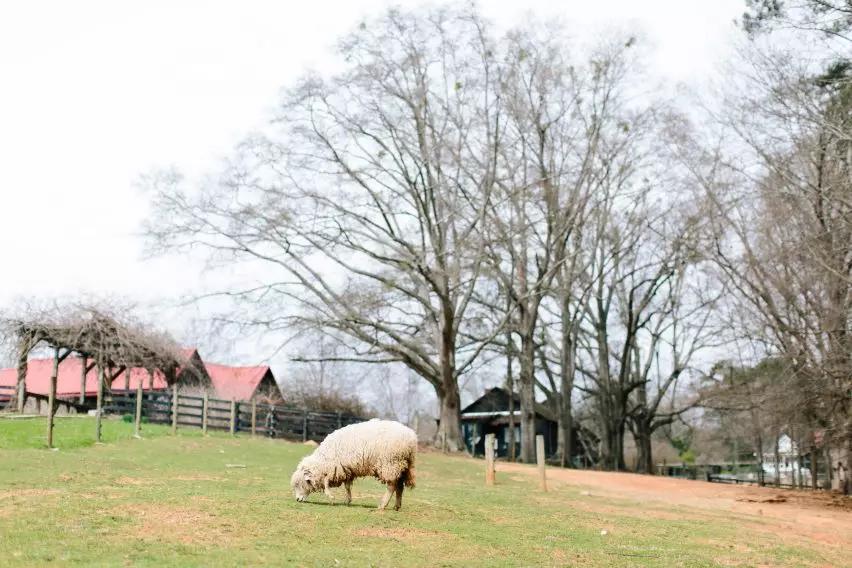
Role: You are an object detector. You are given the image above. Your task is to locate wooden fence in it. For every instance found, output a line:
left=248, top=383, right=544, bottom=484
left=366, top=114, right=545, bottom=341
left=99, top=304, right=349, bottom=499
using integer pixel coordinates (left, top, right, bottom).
left=103, top=389, right=366, bottom=442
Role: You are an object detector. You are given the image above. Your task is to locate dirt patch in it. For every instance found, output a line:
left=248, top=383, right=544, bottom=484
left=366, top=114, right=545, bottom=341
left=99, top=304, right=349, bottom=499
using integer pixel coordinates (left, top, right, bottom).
left=352, top=526, right=451, bottom=543
left=0, top=488, right=60, bottom=498
left=498, top=462, right=852, bottom=549
left=79, top=492, right=127, bottom=500
left=173, top=475, right=225, bottom=482
left=113, top=477, right=153, bottom=486
left=122, top=504, right=227, bottom=545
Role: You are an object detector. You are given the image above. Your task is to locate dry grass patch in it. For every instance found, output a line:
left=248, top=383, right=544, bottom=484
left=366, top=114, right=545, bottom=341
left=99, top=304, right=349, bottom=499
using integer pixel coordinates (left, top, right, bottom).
left=351, top=526, right=453, bottom=543
left=122, top=504, right=229, bottom=545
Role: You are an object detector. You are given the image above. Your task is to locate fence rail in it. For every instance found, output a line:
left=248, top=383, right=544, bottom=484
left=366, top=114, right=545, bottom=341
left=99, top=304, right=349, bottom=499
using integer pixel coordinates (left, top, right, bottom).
left=103, top=389, right=366, bottom=441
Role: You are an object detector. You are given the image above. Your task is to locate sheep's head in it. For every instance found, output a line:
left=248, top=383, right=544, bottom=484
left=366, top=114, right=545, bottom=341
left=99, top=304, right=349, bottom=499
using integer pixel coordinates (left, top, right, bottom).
left=290, top=459, right=319, bottom=502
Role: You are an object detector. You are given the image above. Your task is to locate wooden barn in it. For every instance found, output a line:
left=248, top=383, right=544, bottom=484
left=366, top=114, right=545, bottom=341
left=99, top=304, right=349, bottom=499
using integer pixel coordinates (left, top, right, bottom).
left=461, top=387, right=597, bottom=467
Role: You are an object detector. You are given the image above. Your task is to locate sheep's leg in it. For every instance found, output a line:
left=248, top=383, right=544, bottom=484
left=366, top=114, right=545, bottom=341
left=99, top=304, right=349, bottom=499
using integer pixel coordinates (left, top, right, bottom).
left=393, top=479, right=405, bottom=511
left=323, top=479, right=335, bottom=504
left=377, top=482, right=395, bottom=510
left=344, top=481, right=352, bottom=505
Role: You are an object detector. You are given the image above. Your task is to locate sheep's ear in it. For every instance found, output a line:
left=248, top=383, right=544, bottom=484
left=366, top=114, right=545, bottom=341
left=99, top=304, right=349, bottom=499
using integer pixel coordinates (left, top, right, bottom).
left=303, top=470, right=313, bottom=483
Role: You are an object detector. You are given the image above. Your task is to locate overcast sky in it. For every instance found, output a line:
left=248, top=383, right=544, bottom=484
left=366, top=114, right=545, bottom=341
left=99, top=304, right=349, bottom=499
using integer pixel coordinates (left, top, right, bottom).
left=0, top=0, right=745, bottom=368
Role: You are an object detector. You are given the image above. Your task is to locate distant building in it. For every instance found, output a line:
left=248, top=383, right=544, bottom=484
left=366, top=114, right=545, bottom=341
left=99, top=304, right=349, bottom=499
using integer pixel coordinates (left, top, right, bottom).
left=0, top=347, right=281, bottom=414
left=459, top=387, right=597, bottom=466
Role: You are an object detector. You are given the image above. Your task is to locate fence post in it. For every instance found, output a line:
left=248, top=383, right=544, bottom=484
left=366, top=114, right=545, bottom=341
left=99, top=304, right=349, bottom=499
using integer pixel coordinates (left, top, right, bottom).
left=485, top=433, right=496, bottom=486
left=230, top=398, right=236, bottom=435
left=46, top=347, right=60, bottom=448
left=251, top=400, right=257, bottom=437
left=95, top=362, right=105, bottom=443
left=134, top=380, right=143, bottom=438
left=536, top=434, right=547, bottom=491
left=302, top=410, right=309, bottom=442
left=202, top=392, right=209, bottom=435
left=171, top=383, right=178, bottom=434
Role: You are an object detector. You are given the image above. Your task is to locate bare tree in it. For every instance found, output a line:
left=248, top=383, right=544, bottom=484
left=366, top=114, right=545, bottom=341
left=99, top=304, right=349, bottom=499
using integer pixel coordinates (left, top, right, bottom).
left=674, top=43, right=852, bottom=471
left=482, top=22, right=649, bottom=464
left=0, top=296, right=182, bottom=445
left=142, top=5, right=505, bottom=451
left=743, top=0, right=852, bottom=44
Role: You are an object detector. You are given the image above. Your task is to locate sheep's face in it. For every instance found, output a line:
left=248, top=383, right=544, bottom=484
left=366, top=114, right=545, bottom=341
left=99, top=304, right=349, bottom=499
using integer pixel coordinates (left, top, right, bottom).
left=290, top=465, right=317, bottom=502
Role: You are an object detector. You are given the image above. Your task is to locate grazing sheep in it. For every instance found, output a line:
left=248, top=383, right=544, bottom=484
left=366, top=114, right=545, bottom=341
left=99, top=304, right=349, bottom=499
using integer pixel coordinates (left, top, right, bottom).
left=290, top=418, right=417, bottom=510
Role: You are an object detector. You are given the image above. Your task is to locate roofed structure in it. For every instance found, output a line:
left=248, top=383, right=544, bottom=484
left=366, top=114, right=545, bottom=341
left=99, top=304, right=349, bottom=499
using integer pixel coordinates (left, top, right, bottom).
left=0, top=346, right=281, bottom=404
left=460, top=387, right=598, bottom=467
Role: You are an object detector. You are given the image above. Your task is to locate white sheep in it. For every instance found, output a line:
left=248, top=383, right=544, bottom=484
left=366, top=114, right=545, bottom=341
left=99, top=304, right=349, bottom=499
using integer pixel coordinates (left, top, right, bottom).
left=290, top=418, right=417, bottom=510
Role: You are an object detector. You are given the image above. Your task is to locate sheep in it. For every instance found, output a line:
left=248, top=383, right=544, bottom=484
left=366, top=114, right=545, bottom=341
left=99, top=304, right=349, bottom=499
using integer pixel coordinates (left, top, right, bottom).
left=290, top=418, right=417, bottom=511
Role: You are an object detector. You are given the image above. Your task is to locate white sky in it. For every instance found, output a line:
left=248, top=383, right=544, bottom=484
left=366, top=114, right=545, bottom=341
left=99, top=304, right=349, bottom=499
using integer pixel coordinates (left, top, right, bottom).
left=0, top=0, right=745, bottom=370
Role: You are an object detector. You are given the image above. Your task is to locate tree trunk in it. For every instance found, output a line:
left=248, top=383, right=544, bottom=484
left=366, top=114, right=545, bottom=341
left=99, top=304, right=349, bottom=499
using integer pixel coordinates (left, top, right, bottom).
left=79, top=355, right=88, bottom=404
left=633, top=419, right=654, bottom=474
left=615, top=418, right=627, bottom=471
left=774, top=434, right=781, bottom=487
left=506, top=331, right=516, bottom=462
left=558, top=311, right=576, bottom=468
left=519, top=330, right=537, bottom=464
left=755, top=431, right=765, bottom=486
left=10, top=333, right=32, bottom=413
left=433, top=299, right=464, bottom=452
left=435, top=383, right=463, bottom=452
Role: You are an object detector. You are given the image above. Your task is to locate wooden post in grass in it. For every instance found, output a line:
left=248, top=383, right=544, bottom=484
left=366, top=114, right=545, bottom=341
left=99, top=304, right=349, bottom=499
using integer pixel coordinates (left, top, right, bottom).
left=485, top=433, right=496, bottom=486
left=46, top=347, right=60, bottom=448
left=302, top=410, right=309, bottom=442
left=202, top=392, right=209, bottom=435
left=134, top=380, right=143, bottom=438
left=95, top=361, right=105, bottom=443
left=536, top=434, right=547, bottom=491
left=251, top=400, right=257, bottom=437
left=230, top=397, right=236, bottom=435
left=171, top=383, right=178, bottom=434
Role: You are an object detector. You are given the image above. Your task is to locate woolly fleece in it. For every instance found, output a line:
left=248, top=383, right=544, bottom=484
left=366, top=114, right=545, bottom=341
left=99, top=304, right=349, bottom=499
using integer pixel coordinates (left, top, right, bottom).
left=290, top=418, right=417, bottom=509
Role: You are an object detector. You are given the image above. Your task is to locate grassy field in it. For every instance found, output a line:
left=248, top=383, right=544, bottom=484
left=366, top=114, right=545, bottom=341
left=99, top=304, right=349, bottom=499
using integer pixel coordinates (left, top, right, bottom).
left=0, top=417, right=846, bottom=567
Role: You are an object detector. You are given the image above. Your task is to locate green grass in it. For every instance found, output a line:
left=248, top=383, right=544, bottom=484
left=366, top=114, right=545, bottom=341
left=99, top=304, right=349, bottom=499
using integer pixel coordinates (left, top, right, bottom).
left=0, top=417, right=841, bottom=567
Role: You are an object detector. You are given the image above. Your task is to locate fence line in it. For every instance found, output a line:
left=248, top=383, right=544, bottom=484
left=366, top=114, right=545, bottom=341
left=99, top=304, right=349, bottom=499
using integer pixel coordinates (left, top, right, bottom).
left=103, top=389, right=365, bottom=442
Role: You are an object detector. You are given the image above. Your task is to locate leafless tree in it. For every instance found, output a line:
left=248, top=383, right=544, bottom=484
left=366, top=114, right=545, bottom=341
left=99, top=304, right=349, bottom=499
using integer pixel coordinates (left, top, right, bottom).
left=481, top=22, right=652, bottom=464
left=673, top=42, right=852, bottom=470
left=0, top=296, right=182, bottom=444
left=142, top=4, right=506, bottom=451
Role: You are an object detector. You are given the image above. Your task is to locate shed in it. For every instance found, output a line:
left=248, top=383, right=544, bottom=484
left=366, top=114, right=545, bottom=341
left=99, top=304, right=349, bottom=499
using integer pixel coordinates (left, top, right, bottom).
left=460, top=387, right=596, bottom=467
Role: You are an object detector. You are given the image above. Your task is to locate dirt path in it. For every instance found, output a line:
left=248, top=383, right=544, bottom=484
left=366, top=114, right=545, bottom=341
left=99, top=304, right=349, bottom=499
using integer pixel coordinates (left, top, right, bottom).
left=499, top=462, right=852, bottom=548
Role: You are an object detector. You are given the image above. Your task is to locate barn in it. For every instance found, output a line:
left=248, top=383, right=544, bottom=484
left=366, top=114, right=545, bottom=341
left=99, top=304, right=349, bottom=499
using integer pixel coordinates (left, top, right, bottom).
left=0, top=347, right=281, bottom=414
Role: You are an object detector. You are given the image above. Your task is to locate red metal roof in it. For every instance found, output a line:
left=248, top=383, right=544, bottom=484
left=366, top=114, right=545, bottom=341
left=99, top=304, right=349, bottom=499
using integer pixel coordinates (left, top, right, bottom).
left=203, top=362, right=271, bottom=401
left=0, top=357, right=168, bottom=397
left=0, top=348, right=273, bottom=402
